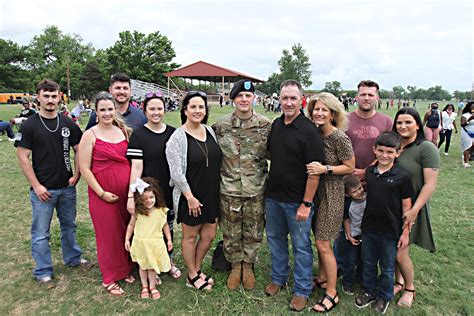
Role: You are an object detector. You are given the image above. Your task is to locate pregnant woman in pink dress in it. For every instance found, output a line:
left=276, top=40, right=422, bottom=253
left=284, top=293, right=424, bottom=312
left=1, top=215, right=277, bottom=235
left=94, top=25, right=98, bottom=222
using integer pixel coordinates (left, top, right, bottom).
left=78, top=92, right=135, bottom=295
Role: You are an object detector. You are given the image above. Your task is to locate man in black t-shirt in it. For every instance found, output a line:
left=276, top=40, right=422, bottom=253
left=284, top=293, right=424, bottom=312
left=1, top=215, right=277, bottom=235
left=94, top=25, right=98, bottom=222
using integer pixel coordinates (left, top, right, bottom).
left=15, top=79, right=91, bottom=289
left=264, top=80, right=325, bottom=312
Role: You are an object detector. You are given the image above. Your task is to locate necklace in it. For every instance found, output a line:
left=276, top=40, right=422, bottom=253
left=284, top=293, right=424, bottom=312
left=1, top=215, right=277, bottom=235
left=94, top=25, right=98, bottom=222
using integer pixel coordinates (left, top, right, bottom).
left=39, top=114, right=59, bottom=133
left=194, top=138, right=209, bottom=167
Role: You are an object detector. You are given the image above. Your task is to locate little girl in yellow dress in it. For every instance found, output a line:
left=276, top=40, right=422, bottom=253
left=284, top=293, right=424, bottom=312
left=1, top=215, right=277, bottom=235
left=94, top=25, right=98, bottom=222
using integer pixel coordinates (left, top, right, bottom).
left=125, top=177, right=172, bottom=299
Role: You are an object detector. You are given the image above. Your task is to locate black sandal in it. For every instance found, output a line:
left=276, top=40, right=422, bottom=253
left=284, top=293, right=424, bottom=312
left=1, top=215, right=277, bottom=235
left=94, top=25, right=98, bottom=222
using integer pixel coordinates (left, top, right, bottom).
left=312, top=292, right=339, bottom=313
left=312, top=278, right=327, bottom=290
left=197, top=269, right=214, bottom=285
left=186, top=274, right=211, bottom=291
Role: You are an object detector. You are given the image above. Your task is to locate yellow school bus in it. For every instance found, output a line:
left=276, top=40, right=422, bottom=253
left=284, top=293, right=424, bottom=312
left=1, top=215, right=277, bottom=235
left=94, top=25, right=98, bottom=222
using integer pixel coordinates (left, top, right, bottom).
left=0, top=93, right=31, bottom=104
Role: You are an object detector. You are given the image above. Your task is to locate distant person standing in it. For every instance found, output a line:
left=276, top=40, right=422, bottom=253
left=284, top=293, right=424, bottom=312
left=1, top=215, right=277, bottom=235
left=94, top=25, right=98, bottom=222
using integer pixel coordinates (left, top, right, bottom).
left=438, top=104, right=457, bottom=156
left=15, top=79, right=91, bottom=289
left=457, top=99, right=465, bottom=115
left=86, top=73, right=147, bottom=130
left=219, top=94, right=224, bottom=107
left=460, top=101, right=474, bottom=167
left=214, top=80, right=271, bottom=291
left=423, top=102, right=443, bottom=145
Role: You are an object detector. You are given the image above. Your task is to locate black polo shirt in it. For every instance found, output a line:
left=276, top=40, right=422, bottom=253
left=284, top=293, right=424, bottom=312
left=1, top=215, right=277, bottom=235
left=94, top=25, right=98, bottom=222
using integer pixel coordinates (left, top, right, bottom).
left=362, top=164, right=414, bottom=239
left=266, top=112, right=325, bottom=203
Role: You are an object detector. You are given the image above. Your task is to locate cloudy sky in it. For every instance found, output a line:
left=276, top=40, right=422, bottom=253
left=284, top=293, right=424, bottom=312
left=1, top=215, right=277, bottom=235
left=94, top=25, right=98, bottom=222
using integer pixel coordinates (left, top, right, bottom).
left=1, top=0, right=472, bottom=92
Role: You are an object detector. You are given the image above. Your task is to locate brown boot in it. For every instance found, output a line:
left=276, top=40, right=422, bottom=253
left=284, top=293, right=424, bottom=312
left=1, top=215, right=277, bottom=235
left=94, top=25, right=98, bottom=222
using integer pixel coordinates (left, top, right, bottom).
left=227, top=262, right=242, bottom=290
left=242, top=262, right=256, bottom=290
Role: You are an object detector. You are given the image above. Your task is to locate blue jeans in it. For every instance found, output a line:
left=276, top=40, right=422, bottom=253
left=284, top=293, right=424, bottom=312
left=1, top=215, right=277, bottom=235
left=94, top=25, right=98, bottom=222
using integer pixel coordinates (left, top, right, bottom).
left=265, top=197, right=314, bottom=298
left=361, top=232, right=397, bottom=301
left=0, top=121, right=14, bottom=139
left=333, top=229, right=346, bottom=272
left=342, top=237, right=362, bottom=286
left=30, top=185, right=83, bottom=279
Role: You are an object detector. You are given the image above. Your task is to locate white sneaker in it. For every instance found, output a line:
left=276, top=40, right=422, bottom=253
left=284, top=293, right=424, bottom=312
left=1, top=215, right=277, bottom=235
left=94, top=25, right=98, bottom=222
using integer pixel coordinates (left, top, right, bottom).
left=444, top=152, right=449, bottom=156
left=463, top=163, right=471, bottom=168
left=8, top=137, right=15, bottom=142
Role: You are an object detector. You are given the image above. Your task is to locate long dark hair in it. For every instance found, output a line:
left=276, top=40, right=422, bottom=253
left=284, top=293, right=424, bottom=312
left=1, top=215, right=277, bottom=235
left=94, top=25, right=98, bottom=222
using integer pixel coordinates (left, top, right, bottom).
left=462, top=101, right=474, bottom=114
left=134, top=177, right=166, bottom=215
left=392, top=107, right=425, bottom=144
left=180, top=91, right=209, bottom=125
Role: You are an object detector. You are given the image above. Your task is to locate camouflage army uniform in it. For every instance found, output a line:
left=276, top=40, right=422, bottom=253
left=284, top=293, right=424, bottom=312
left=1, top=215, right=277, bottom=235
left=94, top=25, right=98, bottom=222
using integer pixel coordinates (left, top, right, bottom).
left=213, top=111, right=271, bottom=264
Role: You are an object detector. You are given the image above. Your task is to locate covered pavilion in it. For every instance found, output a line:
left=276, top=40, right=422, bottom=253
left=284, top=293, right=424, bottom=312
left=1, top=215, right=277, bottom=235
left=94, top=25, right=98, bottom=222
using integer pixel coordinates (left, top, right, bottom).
left=164, top=60, right=264, bottom=95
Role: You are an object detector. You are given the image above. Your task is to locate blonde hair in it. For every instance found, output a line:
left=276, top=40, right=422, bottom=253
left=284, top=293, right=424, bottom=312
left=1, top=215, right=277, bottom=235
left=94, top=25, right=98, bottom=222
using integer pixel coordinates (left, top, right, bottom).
left=307, top=92, right=347, bottom=130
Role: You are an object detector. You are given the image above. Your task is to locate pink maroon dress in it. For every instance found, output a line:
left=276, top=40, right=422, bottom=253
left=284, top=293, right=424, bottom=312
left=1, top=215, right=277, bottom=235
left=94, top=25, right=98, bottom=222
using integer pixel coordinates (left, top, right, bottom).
left=88, top=138, right=134, bottom=285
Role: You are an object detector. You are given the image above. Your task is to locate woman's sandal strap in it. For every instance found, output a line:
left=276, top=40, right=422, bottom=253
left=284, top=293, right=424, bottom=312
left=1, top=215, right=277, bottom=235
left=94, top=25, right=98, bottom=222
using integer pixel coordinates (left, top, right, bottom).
left=405, top=288, right=416, bottom=293
left=313, top=292, right=339, bottom=312
left=188, top=275, right=210, bottom=290
left=197, top=269, right=212, bottom=282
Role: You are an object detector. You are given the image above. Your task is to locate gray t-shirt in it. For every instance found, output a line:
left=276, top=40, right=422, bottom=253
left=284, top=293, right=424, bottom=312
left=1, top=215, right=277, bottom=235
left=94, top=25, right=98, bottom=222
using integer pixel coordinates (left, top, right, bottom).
left=348, top=199, right=366, bottom=236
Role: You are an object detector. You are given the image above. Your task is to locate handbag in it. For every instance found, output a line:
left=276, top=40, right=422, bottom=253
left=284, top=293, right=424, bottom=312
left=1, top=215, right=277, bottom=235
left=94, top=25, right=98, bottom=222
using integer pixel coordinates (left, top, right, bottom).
left=211, top=240, right=231, bottom=271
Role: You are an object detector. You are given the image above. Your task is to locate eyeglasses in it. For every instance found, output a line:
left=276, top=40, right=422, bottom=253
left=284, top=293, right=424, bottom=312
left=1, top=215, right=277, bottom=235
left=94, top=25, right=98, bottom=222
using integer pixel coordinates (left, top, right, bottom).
left=145, top=92, right=163, bottom=98
left=188, top=91, right=207, bottom=98
left=95, top=92, right=113, bottom=102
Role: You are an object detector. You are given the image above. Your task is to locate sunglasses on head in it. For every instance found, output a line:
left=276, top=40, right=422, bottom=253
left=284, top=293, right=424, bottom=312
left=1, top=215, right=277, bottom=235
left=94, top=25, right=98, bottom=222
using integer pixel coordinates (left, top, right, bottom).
left=95, top=92, right=113, bottom=102
left=145, top=92, right=163, bottom=99
left=188, top=91, right=207, bottom=98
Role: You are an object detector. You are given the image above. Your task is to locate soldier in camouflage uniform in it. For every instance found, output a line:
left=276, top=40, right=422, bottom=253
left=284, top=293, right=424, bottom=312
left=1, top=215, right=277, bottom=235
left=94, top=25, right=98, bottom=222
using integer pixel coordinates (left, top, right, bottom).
left=213, top=80, right=271, bottom=290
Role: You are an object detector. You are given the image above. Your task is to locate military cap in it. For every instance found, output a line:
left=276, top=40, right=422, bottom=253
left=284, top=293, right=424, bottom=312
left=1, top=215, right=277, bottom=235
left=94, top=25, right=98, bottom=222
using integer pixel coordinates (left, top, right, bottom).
left=229, top=79, right=255, bottom=100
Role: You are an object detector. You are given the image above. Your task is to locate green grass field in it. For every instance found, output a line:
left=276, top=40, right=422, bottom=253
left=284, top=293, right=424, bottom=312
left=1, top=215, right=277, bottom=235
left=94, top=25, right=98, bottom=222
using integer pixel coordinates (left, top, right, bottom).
left=0, top=101, right=473, bottom=315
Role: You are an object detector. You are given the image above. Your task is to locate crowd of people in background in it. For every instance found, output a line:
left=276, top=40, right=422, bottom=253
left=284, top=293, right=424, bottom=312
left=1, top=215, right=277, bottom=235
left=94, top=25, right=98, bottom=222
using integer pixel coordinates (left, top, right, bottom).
left=7, top=73, right=474, bottom=314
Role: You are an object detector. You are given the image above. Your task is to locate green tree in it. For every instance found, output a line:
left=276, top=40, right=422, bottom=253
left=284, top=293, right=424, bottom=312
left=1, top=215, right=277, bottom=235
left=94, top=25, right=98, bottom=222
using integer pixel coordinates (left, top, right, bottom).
left=378, top=89, right=392, bottom=99
left=426, top=85, right=451, bottom=101
left=0, top=39, right=31, bottom=92
left=321, top=81, right=342, bottom=96
left=27, top=25, right=94, bottom=97
left=278, top=43, right=312, bottom=88
left=258, top=43, right=312, bottom=95
left=392, top=86, right=406, bottom=99
left=105, top=30, right=180, bottom=85
left=76, top=58, right=109, bottom=99
left=256, top=72, right=282, bottom=95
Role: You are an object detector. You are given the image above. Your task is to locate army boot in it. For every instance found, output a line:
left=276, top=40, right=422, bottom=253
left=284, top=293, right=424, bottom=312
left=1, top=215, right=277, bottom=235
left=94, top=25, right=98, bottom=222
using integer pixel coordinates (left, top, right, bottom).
left=242, top=262, right=256, bottom=290
left=227, top=262, right=242, bottom=290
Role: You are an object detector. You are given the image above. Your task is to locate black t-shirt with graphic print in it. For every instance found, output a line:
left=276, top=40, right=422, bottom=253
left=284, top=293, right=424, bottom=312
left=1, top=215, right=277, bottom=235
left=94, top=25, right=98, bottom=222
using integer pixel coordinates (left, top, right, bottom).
left=14, top=113, right=82, bottom=189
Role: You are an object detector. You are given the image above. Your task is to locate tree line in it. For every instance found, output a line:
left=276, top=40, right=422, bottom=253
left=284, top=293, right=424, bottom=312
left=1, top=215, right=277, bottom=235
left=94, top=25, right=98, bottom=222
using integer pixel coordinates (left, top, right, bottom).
left=1, top=26, right=470, bottom=101
left=0, top=26, right=179, bottom=98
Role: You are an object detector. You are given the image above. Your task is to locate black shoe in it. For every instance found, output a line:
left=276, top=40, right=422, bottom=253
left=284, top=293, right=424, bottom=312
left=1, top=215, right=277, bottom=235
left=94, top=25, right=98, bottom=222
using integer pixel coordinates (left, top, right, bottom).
left=371, top=298, right=390, bottom=314
left=342, top=283, right=354, bottom=295
left=355, top=292, right=376, bottom=308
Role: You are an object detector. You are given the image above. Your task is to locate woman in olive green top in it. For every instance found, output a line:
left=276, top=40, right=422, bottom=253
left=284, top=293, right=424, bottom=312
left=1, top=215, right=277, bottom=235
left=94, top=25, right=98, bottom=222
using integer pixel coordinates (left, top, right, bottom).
left=392, top=108, right=439, bottom=308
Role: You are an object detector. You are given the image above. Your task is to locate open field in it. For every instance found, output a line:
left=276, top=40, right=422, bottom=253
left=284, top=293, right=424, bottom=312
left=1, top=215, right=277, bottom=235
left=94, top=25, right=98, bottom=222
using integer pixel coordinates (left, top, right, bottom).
left=0, top=101, right=473, bottom=315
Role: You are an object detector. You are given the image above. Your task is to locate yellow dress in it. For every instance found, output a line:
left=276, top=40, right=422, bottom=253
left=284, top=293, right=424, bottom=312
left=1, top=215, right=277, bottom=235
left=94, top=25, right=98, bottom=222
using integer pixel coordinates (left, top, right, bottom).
left=130, top=207, right=171, bottom=273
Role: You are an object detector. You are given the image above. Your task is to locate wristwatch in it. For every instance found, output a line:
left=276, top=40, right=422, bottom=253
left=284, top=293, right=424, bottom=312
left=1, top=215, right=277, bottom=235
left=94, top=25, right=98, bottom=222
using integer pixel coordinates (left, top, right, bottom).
left=302, top=201, right=313, bottom=207
left=326, top=165, right=333, bottom=175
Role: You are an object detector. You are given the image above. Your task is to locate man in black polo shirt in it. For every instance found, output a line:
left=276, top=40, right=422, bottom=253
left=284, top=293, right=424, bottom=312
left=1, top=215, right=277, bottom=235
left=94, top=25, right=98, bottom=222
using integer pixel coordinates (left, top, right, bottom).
left=86, top=73, right=147, bottom=130
left=264, top=80, right=325, bottom=312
